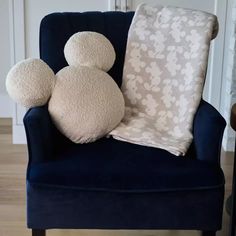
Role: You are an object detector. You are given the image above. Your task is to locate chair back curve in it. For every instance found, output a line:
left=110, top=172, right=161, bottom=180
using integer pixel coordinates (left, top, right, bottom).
left=39, top=11, right=134, bottom=87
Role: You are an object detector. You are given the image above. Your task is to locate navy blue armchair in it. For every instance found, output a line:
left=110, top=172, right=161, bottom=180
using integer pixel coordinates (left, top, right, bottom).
left=24, top=12, right=226, bottom=236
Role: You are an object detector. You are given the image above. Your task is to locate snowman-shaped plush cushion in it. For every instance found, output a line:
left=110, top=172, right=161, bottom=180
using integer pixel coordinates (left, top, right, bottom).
left=6, top=32, right=125, bottom=143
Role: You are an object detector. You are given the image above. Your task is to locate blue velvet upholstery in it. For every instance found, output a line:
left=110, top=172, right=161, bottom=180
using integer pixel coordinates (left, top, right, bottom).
left=40, top=11, right=134, bottom=87
left=28, top=136, right=224, bottom=192
left=27, top=182, right=224, bottom=230
left=24, top=11, right=226, bottom=232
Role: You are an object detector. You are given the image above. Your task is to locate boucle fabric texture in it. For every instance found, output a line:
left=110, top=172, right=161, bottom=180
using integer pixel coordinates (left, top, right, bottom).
left=64, top=32, right=116, bottom=72
left=6, top=58, right=55, bottom=108
left=110, top=4, right=218, bottom=156
left=49, top=66, right=125, bottom=143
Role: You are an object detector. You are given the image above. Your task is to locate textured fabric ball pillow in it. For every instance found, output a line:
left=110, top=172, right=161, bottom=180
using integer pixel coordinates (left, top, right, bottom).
left=6, top=58, right=55, bottom=108
left=6, top=32, right=125, bottom=143
left=64, top=31, right=116, bottom=72
left=49, top=66, right=124, bottom=143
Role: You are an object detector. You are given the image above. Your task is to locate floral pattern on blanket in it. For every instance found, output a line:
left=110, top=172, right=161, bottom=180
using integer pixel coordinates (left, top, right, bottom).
left=110, top=4, right=218, bottom=156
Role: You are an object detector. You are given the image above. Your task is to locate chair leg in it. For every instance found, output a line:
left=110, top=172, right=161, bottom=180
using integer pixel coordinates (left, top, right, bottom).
left=32, top=229, right=46, bottom=236
left=201, top=231, right=216, bottom=236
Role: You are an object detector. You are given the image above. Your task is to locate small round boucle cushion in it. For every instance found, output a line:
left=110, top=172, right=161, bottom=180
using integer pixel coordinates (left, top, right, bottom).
left=64, top=32, right=116, bottom=72
left=48, top=66, right=125, bottom=143
left=6, top=58, right=55, bottom=108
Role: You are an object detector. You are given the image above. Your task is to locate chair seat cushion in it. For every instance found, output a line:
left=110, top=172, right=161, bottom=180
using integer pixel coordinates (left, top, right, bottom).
left=28, top=137, right=224, bottom=192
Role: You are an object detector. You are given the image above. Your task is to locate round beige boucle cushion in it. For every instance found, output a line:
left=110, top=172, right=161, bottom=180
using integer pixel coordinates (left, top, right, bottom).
left=48, top=66, right=125, bottom=143
left=6, top=58, right=55, bottom=108
left=64, top=32, right=116, bottom=72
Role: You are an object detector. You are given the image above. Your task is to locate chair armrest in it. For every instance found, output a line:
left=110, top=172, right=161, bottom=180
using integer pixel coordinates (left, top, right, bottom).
left=193, top=100, right=226, bottom=163
left=23, top=106, right=56, bottom=164
left=23, top=101, right=225, bottom=164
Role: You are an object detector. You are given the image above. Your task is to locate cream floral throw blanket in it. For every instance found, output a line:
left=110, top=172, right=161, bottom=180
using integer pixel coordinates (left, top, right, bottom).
left=110, top=4, right=218, bottom=156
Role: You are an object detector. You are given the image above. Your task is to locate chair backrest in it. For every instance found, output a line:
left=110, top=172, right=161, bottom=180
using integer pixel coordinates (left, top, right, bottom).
left=40, top=11, right=134, bottom=87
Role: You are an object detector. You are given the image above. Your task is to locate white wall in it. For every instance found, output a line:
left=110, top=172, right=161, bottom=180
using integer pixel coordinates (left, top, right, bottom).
left=25, top=0, right=109, bottom=58
left=221, top=0, right=236, bottom=151
left=0, top=0, right=13, bottom=117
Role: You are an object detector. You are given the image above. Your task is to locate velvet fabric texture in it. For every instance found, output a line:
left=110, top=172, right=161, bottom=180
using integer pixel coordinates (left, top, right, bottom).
left=27, top=182, right=224, bottom=230
left=39, top=11, right=134, bottom=87
left=28, top=136, right=224, bottom=191
left=24, top=11, right=226, bottom=231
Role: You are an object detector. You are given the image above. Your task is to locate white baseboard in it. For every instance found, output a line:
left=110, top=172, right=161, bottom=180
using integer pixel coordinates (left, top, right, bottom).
left=13, top=124, right=26, bottom=144
left=222, top=135, right=235, bottom=152
left=0, top=94, right=13, bottom=118
left=0, top=94, right=26, bottom=144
